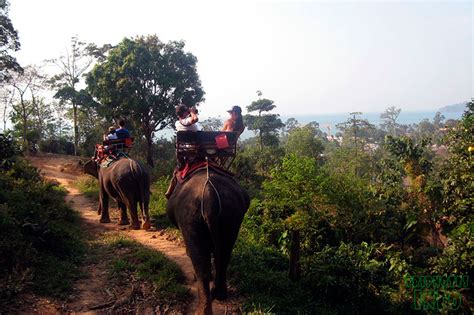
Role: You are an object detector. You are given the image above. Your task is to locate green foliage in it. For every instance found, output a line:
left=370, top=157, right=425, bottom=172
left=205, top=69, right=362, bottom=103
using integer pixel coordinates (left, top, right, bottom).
left=0, top=154, right=85, bottom=304
left=244, top=97, right=284, bottom=149
left=430, top=100, right=473, bottom=280
left=336, top=112, right=376, bottom=146
left=149, top=176, right=174, bottom=228
left=301, top=242, right=415, bottom=314
left=74, top=175, right=99, bottom=200
left=0, top=0, right=22, bottom=82
left=440, top=100, right=473, bottom=231
left=228, top=236, right=314, bottom=313
left=231, top=145, right=283, bottom=197
left=285, top=125, right=324, bottom=159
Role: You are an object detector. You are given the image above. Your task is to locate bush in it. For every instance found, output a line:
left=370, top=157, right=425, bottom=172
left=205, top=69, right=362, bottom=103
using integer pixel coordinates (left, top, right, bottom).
left=149, top=176, right=174, bottom=228
left=0, top=151, right=85, bottom=305
left=75, top=175, right=99, bottom=200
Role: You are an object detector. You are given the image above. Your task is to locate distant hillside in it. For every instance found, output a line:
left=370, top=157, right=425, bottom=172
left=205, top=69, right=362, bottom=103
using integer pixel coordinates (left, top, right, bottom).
left=439, top=101, right=468, bottom=113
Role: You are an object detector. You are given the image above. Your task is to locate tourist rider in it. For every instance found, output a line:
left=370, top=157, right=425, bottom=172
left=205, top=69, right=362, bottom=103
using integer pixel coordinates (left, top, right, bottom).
left=104, top=126, right=118, bottom=141
left=222, top=105, right=245, bottom=136
left=165, top=104, right=200, bottom=199
left=175, top=104, right=200, bottom=131
left=115, top=119, right=131, bottom=139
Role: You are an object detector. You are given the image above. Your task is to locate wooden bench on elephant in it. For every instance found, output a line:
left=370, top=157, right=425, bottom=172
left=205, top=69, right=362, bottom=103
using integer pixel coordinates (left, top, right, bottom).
left=176, top=131, right=238, bottom=169
left=103, top=137, right=134, bottom=154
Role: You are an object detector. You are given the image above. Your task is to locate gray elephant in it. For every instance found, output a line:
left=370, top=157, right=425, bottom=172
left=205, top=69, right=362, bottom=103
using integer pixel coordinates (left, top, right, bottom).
left=83, top=157, right=151, bottom=230
left=167, top=168, right=250, bottom=315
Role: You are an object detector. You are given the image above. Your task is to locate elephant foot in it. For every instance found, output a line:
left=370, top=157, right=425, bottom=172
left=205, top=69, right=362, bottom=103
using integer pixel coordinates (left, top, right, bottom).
left=118, top=220, right=130, bottom=226
left=211, top=286, right=227, bottom=301
left=196, top=302, right=213, bottom=315
left=142, top=219, right=151, bottom=230
left=99, top=217, right=111, bottom=223
left=130, top=222, right=141, bottom=230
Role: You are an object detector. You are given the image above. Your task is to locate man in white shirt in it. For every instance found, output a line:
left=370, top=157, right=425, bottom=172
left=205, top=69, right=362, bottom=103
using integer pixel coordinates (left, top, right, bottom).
left=104, top=126, right=118, bottom=141
left=165, top=104, right=200, bottom=199
left=175, top=104, right=200, bottom=131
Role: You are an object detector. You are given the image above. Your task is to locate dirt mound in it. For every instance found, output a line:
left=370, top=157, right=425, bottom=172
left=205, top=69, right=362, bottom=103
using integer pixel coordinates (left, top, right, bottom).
left=27, top=153, right=86, bottom=176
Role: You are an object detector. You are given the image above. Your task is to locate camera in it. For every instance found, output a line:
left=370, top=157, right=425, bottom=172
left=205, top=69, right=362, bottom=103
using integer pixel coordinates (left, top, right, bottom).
left=190, top=106, right=198, bottom=114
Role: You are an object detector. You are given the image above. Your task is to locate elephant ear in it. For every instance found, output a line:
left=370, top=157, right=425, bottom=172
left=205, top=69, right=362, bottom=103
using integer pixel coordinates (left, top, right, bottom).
left=83, top=159, right=99, bottom=179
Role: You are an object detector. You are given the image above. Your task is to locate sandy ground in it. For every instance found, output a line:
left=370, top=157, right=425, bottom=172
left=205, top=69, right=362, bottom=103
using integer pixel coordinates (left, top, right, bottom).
left=26, top=153, right=241, bottom=315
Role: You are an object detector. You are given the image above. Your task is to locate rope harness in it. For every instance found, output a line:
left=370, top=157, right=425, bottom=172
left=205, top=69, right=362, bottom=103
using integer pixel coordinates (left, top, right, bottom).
left=200, top=157, right=223, bottom=219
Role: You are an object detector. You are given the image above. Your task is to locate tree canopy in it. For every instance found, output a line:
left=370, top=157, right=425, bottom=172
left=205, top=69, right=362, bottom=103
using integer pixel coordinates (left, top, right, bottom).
left=0, top=0, right=22, bottom=82
left=245, top=96, right=284, bottom=149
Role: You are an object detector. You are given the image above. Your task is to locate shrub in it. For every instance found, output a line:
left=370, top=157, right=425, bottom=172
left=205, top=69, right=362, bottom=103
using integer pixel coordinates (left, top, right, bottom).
left=0, top=152, right=85, bottom=305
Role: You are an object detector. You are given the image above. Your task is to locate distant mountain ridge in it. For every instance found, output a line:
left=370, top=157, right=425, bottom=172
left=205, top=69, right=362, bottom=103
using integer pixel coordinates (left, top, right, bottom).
left=439, top=101, right=469, bottom=113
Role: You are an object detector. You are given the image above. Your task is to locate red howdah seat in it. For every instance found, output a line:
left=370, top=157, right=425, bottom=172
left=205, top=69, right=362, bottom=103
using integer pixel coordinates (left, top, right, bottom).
left=103, top=137, right=134, bottom=152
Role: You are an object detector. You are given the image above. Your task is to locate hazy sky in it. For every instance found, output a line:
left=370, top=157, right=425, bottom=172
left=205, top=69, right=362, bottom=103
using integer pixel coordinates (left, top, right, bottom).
left=9, top=0, right=473, bottom=117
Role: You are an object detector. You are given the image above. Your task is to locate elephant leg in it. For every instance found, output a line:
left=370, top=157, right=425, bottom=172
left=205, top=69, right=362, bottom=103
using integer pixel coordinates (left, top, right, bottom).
left=212, top=227, right=240, bottom=301
left=128, top=201, right=140, bottom=230
left=140, top=200, right=151, bottom=230
left=117, top=201, right=129, bottom=225
left=99, top=188, right=111, bottom=223
left=211, top=243, right=233, bottom=301
left=182, top=229, right=213, bottom=315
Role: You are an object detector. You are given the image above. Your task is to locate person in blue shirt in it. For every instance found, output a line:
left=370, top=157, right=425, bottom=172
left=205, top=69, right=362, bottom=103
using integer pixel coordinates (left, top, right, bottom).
left=115, top=119, right=130, bottom=139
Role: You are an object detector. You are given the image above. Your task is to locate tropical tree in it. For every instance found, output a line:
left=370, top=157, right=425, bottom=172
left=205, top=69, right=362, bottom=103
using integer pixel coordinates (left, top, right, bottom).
left=431, top=100, right=473, bottom=285
left=86, top=35, right=204, bottom=166
left=245, top=93, right=284, bottom=150
left=0, top=0, right=22, bottom=83
left=286, top=125, right=324, bottom=159
left=262, top=154, right=321, bottom=280
left=336, top=112, right=376, bottom=146
left=9, top=66, right=44, bottom=149
left=336, top=112, right=376, bottom=175
left=48, top=36, right=97, bottom=156
left=380, top=106, right=401, bottom=136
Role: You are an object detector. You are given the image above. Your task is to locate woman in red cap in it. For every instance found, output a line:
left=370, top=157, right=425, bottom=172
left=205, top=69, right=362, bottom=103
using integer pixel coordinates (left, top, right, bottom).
left=222, top=105, right=245, bottom=136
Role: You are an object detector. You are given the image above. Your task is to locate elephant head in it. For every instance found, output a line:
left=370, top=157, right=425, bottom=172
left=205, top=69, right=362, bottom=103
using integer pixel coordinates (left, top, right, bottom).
left=83, top=159, right=99, bottom=178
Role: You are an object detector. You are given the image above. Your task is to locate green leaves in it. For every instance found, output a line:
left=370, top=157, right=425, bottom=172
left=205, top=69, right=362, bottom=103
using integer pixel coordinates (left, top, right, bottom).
left=285, top=125, right=324, bottom=159
left=0, top=0, right=22, bottom=83
left=245, top=96, right=284, bottom=149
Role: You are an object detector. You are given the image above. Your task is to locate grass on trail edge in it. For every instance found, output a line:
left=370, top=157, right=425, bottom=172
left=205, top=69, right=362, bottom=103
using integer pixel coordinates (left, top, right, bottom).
left=99, top=233, right=190, bottom=306
left=74, top=175, right=100, bottom=200
left=0, top=159, right=86, bottom=308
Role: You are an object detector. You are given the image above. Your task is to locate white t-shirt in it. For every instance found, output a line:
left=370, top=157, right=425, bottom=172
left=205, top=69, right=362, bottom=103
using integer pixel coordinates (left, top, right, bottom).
left=175, top=116, right=200, bottom=132
left=106, top=133, right=118, bottom=140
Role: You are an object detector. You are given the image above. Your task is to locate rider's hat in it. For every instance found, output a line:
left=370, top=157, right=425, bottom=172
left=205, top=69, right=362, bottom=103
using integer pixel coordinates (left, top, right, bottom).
left=227, top=105, right=242, bottom=114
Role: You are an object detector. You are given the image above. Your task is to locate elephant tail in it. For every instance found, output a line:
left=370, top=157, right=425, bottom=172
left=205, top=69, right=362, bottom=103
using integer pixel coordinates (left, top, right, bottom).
left=200, top=174, right=223, bottom=245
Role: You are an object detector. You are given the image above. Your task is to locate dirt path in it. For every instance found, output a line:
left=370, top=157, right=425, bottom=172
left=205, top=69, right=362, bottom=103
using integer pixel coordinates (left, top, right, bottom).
left=28, top=154, right=241, bottom=315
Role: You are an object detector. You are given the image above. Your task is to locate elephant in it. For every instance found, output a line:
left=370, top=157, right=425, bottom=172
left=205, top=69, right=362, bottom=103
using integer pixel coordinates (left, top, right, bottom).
left=83, top=157, right=151, bottom=230
left=167, top=168, right=250, bottom=315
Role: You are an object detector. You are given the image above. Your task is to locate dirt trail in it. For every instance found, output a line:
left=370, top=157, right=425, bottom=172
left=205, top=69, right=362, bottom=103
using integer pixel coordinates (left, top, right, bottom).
left=28, top=154, right=241, bottom=315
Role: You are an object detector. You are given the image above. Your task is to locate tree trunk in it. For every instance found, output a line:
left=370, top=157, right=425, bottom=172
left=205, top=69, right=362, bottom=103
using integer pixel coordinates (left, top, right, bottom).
left=289, top=229, right=301, bottom=281
left=20, top=96, right=28, bottom=152
left=145, top=133, right=154, bottom=167
left=73, top=102, right=78, bottom=156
